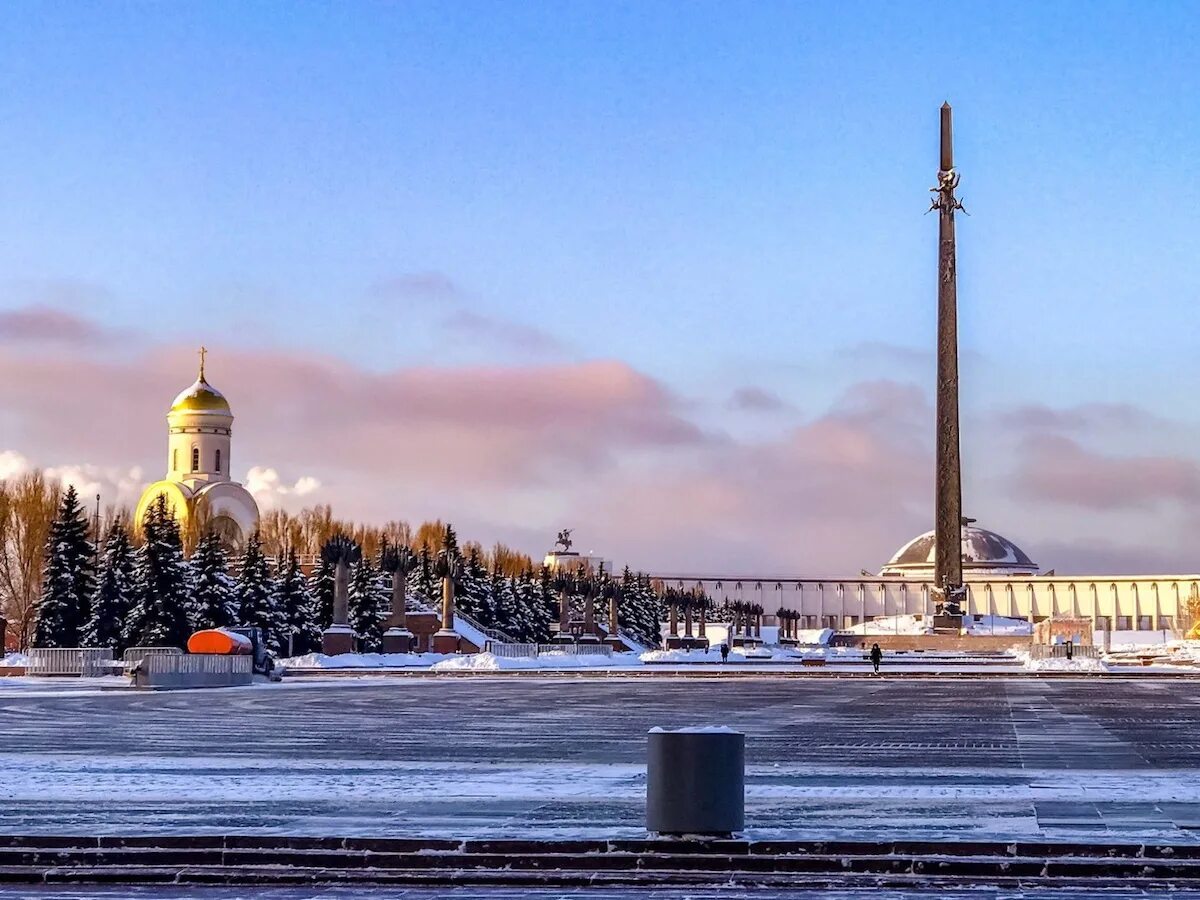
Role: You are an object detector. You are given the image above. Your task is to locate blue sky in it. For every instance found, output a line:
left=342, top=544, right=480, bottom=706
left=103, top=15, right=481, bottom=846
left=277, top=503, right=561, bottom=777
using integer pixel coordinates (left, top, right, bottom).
left=0, top=2, right=1198, bottom=573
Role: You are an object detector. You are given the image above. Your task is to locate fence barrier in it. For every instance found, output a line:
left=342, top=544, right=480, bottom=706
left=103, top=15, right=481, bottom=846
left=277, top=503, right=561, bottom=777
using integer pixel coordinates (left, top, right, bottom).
left=25, top=648, right=115, bottom=677
left=122, top=646, right=183, bottom=668
left=133, top=653, right=254, bottom=689
left=1029, top=644, right=1101, bottom=660
left=488, top=642, right=613, bottom=658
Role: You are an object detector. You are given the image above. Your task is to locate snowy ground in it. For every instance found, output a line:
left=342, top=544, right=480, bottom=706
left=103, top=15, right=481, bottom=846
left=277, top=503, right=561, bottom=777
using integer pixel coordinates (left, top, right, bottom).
left=14, top=889, right=1200, bottom=900
left=5, top=678, right=1200, bottom=845
left=276, top=636, right=1200, bottom=675
left=15, top=888, right=1199, bottom=899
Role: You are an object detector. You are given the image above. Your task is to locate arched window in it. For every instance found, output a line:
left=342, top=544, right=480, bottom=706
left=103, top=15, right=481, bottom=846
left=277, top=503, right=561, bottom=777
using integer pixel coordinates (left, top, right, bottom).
left=215, top=448, right=222, bottom=473
left=172, top=449, right=178, bottom=472
left=191, top=447, right=200, bottom=472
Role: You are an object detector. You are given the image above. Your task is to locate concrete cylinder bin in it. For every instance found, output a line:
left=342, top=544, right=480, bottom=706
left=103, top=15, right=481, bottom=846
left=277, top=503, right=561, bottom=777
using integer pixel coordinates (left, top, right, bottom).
left=646, top=726, right=745, bottom=836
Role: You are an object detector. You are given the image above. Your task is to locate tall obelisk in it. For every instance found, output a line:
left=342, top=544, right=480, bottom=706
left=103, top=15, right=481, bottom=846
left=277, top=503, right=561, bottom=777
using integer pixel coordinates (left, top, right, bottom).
left=931, top=102, right=964, bottom=614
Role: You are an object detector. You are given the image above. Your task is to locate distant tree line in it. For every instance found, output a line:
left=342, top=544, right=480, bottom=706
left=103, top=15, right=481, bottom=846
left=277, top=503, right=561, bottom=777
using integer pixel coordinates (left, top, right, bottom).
left=15, top=477, right=665, bottom=655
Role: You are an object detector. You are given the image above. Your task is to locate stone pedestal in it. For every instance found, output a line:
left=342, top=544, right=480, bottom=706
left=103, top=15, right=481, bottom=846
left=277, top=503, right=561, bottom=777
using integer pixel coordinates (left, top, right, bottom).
left=666, top=635, right=710, bottom=651
left=731, top=635, right=762, bottom=648
left=578, top=633, right=602, bottom=645
left=431, top=629, right=461, bottom=654
left=932, top=613, right=964, bottom=634
left=322, top=625, right=357, bottom=656
left=381, top=628, right=414, bottom=654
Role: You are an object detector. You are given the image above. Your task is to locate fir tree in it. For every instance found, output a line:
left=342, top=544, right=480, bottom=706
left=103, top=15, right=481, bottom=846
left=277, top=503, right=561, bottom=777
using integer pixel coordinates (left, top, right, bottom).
left=124, top=493, right=192, bottom=649
left=349, top=558, right=385, bottom=652
left=310, top=555, right=335, bottom=630
left=277, top=547, right=321, bottom=656
left=235, top=530, right=286, bottom=652
left=189, top=530, right=238, bottom=630
left=82, top=520, right=135, bottom=652
left=32, top=486, right=96, bottom=648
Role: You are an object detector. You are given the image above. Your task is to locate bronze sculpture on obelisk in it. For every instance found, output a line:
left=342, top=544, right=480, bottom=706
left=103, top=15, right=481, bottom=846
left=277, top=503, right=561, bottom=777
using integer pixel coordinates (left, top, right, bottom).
left=930, top=102, right=965, bottom=618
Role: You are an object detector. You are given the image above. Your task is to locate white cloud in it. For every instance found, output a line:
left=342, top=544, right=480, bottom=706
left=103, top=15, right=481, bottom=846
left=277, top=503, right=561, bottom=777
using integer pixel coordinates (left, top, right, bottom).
left=244, top=466, right=322, bottom=508
left=44, top=463, right=146, bottom=508
left=0, top=450, right=146, bottom=508
left=0, top=450, right=32, bottom=481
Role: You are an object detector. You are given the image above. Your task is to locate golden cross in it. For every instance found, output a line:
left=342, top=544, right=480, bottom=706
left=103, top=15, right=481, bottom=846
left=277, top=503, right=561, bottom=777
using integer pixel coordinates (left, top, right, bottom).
left=198, top=345, right=208, bottom=380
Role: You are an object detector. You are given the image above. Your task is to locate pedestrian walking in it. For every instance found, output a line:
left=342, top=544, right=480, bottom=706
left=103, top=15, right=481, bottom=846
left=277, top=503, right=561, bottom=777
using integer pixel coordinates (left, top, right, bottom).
left=869, top=643, right=883, bottom=675
left=720, top=642, right=730, bottom=664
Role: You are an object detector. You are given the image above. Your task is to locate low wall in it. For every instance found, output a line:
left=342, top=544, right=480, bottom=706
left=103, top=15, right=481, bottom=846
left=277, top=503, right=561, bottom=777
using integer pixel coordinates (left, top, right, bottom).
left=829, top=634, right=1030, bottom=652
left=133, top=653, right=254, bottom=689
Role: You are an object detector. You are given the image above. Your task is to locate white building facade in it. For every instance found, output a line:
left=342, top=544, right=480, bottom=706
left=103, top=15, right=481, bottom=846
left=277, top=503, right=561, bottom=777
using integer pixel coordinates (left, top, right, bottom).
left=660, top=525, right=1197, bottom=634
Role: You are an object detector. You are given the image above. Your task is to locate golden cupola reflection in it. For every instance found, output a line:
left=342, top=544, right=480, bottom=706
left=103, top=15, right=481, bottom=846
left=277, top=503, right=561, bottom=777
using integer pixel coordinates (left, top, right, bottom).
left=169, top=346, right=231, bottom=414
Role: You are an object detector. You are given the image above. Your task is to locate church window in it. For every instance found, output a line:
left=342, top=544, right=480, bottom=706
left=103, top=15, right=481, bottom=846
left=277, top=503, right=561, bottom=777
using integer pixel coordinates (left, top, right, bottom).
left=215, top=449, right=222, bottom=472
left=191, top=447, right=200, bottom=472
left=173, top=449, right=178, bottom=471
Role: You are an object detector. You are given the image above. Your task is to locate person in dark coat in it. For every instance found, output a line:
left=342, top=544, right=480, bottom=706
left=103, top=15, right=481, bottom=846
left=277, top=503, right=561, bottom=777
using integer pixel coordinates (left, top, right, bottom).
left=869, top=643, right=883, bottom=675
left=720, top=642, right=730, bottom=663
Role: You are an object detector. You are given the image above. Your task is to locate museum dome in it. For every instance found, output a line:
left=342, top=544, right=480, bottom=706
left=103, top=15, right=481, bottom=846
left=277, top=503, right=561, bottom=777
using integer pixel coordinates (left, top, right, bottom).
left=880, top=523, right=1039, bottom=578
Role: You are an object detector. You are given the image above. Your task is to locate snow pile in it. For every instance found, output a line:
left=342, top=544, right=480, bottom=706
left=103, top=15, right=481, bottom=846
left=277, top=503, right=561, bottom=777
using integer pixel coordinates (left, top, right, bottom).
left=280, top=652, right=454, bottom=669
left=843, top=615, right=930, bottom=636
left=641, top=645, right=819, bottom=664
left=1011, top=648, right=1106, bottom=672
left=965, top=616, right=1032, bottom=636
left=431, top=651, right=638, bottom=671
left=844, top=614, right=1032, bottom=636
left=795, top=628, right=835, bottom=645
left=649, top=726, right=740, bottom=734
left=1, top=653, right=29, bottom=667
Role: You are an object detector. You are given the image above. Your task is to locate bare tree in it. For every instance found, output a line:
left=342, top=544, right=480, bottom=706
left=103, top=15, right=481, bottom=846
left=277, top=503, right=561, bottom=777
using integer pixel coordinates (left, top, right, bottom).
left=0, top=472, right=61, bottom=649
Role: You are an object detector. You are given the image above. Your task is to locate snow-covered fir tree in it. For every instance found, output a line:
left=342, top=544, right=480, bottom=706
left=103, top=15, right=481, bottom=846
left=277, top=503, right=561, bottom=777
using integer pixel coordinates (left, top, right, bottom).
left=82, top=520, right=135, bottom=652
left=348, top=558, right=385, bottom=652
left=410, top=545, right=437, bottom=608
left=277, top=547, right=321, bottom=656
left=235, top=530, right=286, bottom=652
left=189, top=530, right=238, bottom=630
left=124, top=493, right=193, bottom=649
left=32, top=486, right=97, bottom=648
left=310, top=554, right=335, bottom=631
left=456, top=545, right=490, bottom=625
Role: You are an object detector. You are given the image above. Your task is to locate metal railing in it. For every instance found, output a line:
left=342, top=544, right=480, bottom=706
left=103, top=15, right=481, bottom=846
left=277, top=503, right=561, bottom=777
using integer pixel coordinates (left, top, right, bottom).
left=457, top=610, right=518, bottom=644
left=1029, top=644, right=1101, bottom=660
left=489, top=642, right=613, bottom=658
left=123, top=646, right=183, bottom=667
left=143, top=654, right=253, bottom=674
left=25, top=647, right=114, bottom=677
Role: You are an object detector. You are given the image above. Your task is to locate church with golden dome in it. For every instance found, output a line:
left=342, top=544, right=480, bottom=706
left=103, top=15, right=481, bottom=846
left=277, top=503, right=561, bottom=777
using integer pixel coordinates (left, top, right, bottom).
left=134, top=349, right=260, bottom=548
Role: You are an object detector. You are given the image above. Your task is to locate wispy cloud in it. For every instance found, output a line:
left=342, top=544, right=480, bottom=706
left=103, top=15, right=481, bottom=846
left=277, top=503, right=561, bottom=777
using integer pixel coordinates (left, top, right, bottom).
left=727, top=386, right=790, bottom=413
left=0, top=306, right=109, bottom=345
left=441, top=310, right=565, bottom=355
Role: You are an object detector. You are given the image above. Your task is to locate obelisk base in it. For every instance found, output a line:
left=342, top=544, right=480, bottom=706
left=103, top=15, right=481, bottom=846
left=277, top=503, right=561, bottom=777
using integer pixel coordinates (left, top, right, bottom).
left=381, top=628, right=414, bottom=654
left=321, top=625, right=357, bottom=656
left=431, top=629, right=461, bottom=654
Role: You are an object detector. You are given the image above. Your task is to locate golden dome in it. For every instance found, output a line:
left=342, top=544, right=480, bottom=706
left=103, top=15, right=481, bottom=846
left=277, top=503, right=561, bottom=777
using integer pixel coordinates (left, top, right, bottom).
left=170, top=348, right=231, bottom=414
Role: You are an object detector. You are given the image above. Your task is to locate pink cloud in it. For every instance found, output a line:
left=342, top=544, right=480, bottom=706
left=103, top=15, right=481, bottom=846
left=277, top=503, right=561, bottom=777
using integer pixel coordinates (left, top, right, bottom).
left=369, top=272, right=462, bottom=304
left=997, top=402, right=1163, bottom=433
left=0, top=306, right=107, bottom=345
left=1012, top=433, right=1200, bottom=510
left=728, top=386, right=789, bottom=413
left=441, top=310, right=566, bottom=354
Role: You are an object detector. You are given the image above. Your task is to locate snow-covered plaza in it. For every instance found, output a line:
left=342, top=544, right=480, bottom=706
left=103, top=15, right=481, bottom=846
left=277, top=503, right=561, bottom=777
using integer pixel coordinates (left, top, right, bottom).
left=5, top=675, right=1200, bottom=846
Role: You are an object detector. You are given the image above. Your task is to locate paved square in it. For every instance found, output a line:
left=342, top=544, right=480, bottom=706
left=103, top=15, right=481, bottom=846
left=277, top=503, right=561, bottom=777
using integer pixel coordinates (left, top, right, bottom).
left=3, top=676, right=1200, bottom=843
